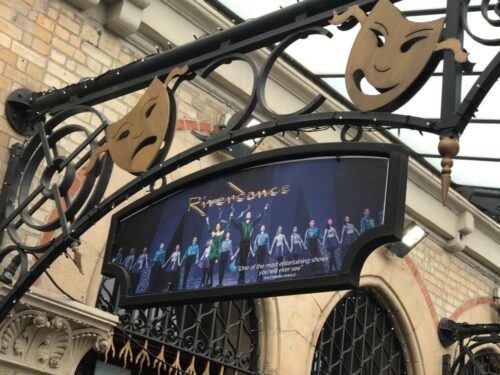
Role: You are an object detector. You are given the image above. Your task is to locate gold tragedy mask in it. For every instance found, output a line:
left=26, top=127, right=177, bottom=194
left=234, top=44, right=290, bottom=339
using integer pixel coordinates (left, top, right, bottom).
left=86, top=65, right=189, bottom=174
left=331, top=0, right=469, bottom=112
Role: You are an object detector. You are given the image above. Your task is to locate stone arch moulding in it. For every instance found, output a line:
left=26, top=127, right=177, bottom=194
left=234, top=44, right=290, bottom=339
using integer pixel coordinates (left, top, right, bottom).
left=254, top=297, right=281, bottom=375
left=305, top=248, right=444, bottom=375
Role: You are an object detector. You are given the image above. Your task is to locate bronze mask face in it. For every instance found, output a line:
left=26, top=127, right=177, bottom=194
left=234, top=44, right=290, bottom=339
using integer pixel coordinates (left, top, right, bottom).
left=86, top=66, right=188, bottom=174
left=331, top=0, right=468, bottom=112
left=106, top=77, right=168, bottom=173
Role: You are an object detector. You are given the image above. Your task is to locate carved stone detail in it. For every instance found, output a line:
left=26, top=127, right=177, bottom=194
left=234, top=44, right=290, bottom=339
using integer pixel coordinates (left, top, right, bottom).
left=64, top=0, right=151, bottom=37
left=0, top=308, right=113, bottom=374
left=106, top=0, right=151, bottom=37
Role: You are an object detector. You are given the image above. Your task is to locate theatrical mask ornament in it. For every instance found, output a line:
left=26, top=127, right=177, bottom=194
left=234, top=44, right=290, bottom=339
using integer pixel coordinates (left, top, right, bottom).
left=331, top=0, right=469, bottom=112
left=86, top=65, right=188, bottom=174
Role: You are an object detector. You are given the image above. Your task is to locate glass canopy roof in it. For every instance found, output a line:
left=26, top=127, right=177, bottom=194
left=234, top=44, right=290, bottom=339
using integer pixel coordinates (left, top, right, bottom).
left=210, top=0, right=500, bottom=221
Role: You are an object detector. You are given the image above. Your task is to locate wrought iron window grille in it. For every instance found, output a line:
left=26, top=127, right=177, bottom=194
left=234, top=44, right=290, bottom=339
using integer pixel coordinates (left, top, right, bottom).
left=311, top=288, right=409, bottom=375
left=94, top=277, right=259, bottom=374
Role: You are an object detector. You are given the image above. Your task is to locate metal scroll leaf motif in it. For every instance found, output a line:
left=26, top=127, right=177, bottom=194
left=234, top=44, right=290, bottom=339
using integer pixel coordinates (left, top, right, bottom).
left=86, top=65, right=189, bottom=174
left=330, top=0, right=469, bottom=112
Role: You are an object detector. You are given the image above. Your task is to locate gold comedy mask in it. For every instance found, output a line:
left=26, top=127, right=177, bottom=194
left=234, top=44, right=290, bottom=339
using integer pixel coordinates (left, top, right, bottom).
left=86, top=65, right=188, bottom=174
left=331, top=0, right=468, bottom=112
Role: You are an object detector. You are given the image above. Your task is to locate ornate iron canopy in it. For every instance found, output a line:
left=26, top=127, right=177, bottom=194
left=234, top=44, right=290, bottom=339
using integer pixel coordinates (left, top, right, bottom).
left=0, top=0, right=498, bottom=323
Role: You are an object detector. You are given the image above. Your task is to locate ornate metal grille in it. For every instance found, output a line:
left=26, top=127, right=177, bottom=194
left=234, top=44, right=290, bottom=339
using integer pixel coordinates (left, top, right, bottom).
left=311, top=288, right=408, bottom=375
left=96, top=277, right=258, bottom=374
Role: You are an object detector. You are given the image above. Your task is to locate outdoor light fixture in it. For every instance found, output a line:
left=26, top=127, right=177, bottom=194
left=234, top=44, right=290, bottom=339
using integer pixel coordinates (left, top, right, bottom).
left=387, top=220, right=428, bottom=258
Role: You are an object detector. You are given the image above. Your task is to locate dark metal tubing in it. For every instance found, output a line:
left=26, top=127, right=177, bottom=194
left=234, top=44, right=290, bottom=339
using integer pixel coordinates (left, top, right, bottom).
left=438, top=0, right=464, bottom=135
left=455, top=52, right=500, bottom=133
left=30, top=0, right=385, bottom=115
left=419, top=154, right=500, bottom=162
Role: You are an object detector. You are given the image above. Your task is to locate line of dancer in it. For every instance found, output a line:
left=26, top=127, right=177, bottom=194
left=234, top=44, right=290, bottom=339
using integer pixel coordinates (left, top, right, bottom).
left=113, top=205, right=379, bottom=293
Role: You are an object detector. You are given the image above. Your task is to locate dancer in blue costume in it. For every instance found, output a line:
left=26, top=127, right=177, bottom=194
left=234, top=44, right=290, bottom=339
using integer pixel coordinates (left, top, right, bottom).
left=122, top=248, right=136, bottom=271
left=163, top=244, right=182, bottom=291
left=148, top=243, right=166, bottom=291
left=132, top=247, right=151, bottom=294
left=181, top=237, right=199, bottom=289
left=218, top=232, right=234, bottom=286
left=304, top=219, right=322, bottom=274
left=290, top=226, right=305, bottom=261
left=254, top=225, right=269, bottom=282
left=270, top=225, right=290, bottom=275
left=111, top=248, right=124, bottom=264
left=340, top=216, right=360, bottom=256
left=197, top=240, right=212, bottom=288
left=322, top=218, right=342, bottom=272
left=360, top=208, right=376, bottom=233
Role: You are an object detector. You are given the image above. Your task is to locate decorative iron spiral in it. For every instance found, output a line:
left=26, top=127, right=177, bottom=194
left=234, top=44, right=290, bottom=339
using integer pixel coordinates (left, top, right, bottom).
left=463, top=0, right=500, bottom=45
left=1, top=106, right=113, bottom=254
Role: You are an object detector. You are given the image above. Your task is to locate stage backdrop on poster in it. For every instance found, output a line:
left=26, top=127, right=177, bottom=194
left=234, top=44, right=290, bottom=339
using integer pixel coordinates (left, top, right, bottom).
left=102, top=143, right=408, bottom=308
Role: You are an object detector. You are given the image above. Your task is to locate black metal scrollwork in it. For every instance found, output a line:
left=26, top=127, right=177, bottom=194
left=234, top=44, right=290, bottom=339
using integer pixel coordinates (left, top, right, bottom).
left=1, top=106, right=112, bottom=252
left=463, top=0, right=500, bottom=46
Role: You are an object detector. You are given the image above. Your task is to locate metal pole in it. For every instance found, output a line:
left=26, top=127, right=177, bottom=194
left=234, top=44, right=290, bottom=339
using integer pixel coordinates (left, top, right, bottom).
left=438, top=0, right=464, bottom=135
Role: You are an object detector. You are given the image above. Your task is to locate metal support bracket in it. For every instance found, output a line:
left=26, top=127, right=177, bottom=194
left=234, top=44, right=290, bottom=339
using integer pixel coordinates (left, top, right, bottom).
left=5, top=88, right=35, bottom=136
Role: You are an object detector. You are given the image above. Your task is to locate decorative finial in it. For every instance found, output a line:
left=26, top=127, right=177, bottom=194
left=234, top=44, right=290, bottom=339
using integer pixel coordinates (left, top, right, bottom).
left=438, top=136, right=460, bottom=205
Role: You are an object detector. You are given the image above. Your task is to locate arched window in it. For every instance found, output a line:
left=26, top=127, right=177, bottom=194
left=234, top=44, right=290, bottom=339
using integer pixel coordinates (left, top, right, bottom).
left=311, top=288, right=408, bottom=375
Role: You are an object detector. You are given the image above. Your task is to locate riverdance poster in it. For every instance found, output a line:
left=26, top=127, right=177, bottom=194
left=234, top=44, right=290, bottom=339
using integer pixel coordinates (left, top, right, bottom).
left=107, top=154, right=392, bottom=302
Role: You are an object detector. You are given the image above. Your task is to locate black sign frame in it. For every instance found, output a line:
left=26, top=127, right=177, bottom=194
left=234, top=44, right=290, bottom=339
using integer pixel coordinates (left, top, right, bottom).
left=102, top=143, right=408, bottom=308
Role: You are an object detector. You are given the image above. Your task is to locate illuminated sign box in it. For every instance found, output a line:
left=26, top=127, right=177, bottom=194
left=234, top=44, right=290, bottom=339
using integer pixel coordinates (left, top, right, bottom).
left=102, top=143, right=408, bottom=308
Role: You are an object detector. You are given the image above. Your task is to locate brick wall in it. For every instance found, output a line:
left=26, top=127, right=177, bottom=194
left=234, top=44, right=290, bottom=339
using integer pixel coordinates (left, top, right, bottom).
left=409, top=237, right=497, bottom=321
left=0, top=0, right=230, bottom=183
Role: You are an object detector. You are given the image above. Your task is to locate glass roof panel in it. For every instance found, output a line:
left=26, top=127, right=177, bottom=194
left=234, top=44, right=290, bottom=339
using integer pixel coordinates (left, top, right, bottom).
left=425, top=158, right=500, bottom=188
left=285, top=25, right=357, bottom=75
left=322, top=77, right=350, bottom=99
left=388, top=129, right=439, bottom=154
left=393, top=77, right=443, bottom=118
left=460, top=123, right=500, bottom=158
left=398, top=0, right=482, bottom=12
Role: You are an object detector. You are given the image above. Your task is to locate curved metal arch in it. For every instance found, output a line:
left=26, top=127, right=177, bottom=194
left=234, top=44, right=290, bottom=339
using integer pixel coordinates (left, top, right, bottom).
left=0, top=110, right=432, bottom=321
left=256, top=27, right=331, bottom=119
